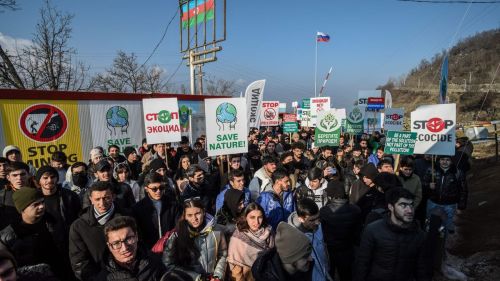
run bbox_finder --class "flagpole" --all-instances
[314,32,318,98]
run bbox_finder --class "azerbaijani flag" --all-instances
[181,0,214,29]
[317,32,330,42]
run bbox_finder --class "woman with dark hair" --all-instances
[114,162,143,202]
[162,198,227,280]
[227,203,274,281]
[174,155,191,181]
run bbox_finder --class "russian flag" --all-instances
[317,32,330,42]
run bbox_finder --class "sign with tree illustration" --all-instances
[315,109,342,147]
[346,106,364,134]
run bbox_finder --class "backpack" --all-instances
[151,229,175,254]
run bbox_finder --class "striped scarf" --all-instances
[94,203,115,225]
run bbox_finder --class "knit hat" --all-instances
[325,180,347,199]
[95,159,111,171]
[90,148,103,159]
[275,222,312,264]
[123,146,136,159]
[2,145,20,157]
[35,166,58,182]
[149,158,167,172]
[12,187,43,213]
[360,163,378,181]
[224,188,244,218]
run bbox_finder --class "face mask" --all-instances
[72,173,88,187]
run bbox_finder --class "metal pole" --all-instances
[189,51,195,95]
[314,34,318,97]
[495,123,498,162]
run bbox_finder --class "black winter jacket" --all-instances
[132,194,180,248]
[423,165,467,208]
[69,205,127,281]
[320,198,362,249]
[82,180,136,211]
[353,217,430,281]
[252,248,313,281]
[95,245,166,281]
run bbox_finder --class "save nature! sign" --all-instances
[205,98,248,157]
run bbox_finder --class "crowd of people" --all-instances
[0,127,473,281]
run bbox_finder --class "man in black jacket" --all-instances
[69,181,128,281]
[95,216,165,281]
[354,187,430,281]
[320,180,362,281]
[132,173,179,248]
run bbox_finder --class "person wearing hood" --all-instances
[63,162,92,201]
[2,145,36,176]
[227,203,274,281]
[162,198,227,281]
[216,169,251,213]
[362,172,403,225]
[320,181,362,281]
[252,222,314,281]
[288,198,331,281]
[215,188,245,238]
[294,168,329,209]
[349,163,378,205]
[123,146,141,181]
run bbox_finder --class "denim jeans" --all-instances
[426,199,457,232]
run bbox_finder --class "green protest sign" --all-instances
[315,110,341,147]
[283,122,298,133]
[302,98,310,109]
[384,131,417,155]
[346,106,364,134]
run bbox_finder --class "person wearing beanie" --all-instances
[2,145,36,176]
[320,180,362,281]
[123,146,141,181]
[252,222,313,281]
[89,148,104,165]
[288,199,332,281]
[215,169,251,213]
[0,187,72,280]
[215,188,245,238]
[349,163,378,205]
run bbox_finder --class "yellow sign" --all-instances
[0,100,83,169]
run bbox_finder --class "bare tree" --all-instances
[204,74,237,96]
[0,0,89,90]
[90,51,172,93]
[0,0,18,12]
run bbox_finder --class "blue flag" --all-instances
[439,53,448,104]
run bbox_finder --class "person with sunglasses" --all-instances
[132,173,180,249]
[162,198,227,281]
[96,216,166,281]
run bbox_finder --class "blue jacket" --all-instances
[215,184,251,212]
[367,154,380,167]
[256,191,295,230]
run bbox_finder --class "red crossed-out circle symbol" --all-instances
[426,117,445,133]
[264,108,276,120]
[19,104,68,142]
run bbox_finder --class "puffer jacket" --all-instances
[294,178,329,209]
[353,216,430,281]
[252,248,313,281]
[288,212,331,281]
[320,198,362,249]
[162,214,227,279]
[423,165,467,208]
[256,190,295,230]
[95,244,165,281]
[249,167,273,201]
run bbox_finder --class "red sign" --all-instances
[283,114,297,123]
[368,97,385,104]
[263,108,276,120]
[19,104,68,142]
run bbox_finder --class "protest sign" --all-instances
[283,114,298,133]
[384,108,404,131]
[357,90,381,108]
[245,80,265,129]
[260,101,279,126]
[367,97,385,111]
[346,106,364,134]
[300,109,312,127]
[205,98,248,157]
[315,109,342,147]
[384,131,417,155]
[142,98,181,144]
[411,103,456,155]
[310,97,330,126]
[89,101,144,151]
[301,98,310,109]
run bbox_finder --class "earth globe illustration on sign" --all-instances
[106,106,129,135]
[216,102,237,130]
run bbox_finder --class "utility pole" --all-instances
[469,71,472,84]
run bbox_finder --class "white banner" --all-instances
[310,97,330,127]
[260,101,279,127]
[385,90,393,109]
[411,104,456,155]
[142,98,182,144]
[205,98,248,157]
[245,80,266,129]
[89,101,144,152]
[384,108,404,131]
[300,109,312,127]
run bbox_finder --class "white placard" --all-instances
[411,104,456,155]
[245,80,265,129]
[260,101,280,127]
[310,97,330,126]
[384,108,405,131]
[205,98,248,157]
[142,98,182,144]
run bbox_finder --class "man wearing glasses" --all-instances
[96,216,165,280]
[69,181,128,281]
[132,173,180,248]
